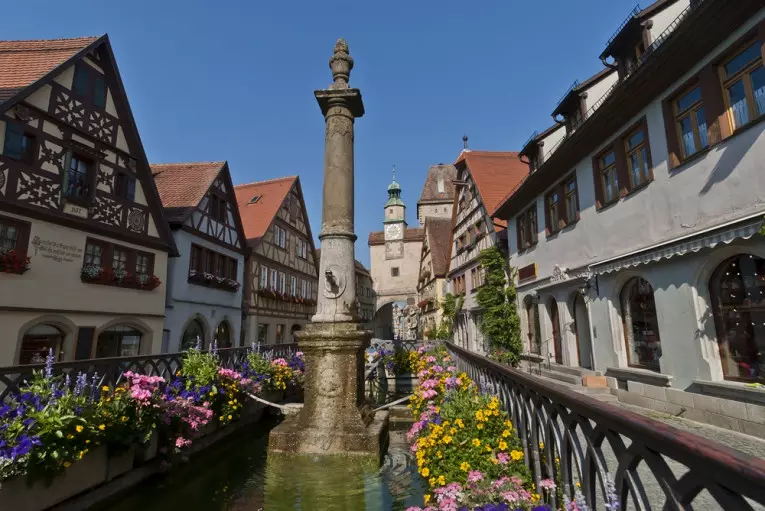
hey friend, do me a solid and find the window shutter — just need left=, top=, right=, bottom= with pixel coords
left=591, top=157, right=604, bottom=209
left=661, top=99, right=682, bottom=169
left=614, top=142, right=630, bottom=197
left=641, top=119, right=655, bottom=181
left=62, top=151, right=73, bottom=197
left=698, top=65, right=730, bottom=145
left=74, top=327, right=95, bottom=360
left=573, top=178, right=581, bottom=222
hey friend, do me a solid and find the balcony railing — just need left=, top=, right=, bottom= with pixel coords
left=0, top=344, right=297, bottom=403
left=446, top=342, right=765, bottom=509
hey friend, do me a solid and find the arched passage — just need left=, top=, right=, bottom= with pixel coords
left=181, top=317, right=207, bottom=351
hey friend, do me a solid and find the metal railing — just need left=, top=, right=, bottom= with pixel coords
left=0, top=344, right=297, bottom=402
left=446, top=342, right=765, bottom=510
left=602, top=4, right=642, bottom=54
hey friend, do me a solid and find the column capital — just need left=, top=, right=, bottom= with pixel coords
left=315, top=88, right=364, bottom=118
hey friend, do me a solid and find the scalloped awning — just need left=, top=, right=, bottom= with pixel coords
left=592, top=215, right=764, bottom=275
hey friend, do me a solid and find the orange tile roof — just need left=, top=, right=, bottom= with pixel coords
left=234, top=176, right=297, bottom=242
left=0, top=36, right=99, bottom=102
left=424, top=217, right=453, bottom=277
left=453, top=150, right=528, bottom=216
left=151, top=161, right=226, bottom=222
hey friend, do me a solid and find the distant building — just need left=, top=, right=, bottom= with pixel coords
left=416, top=163, right=457, bottom=225
left=0, top=35, right=177, bottom=365
left=417, top=217, right=452, bottom=338
left=152, top=161, right=246, bottom=351
left=234, top=176, right=318, bottom=345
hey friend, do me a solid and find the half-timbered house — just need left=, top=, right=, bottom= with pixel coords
left=234, top=176, right=318, bottom=345
left=417, top=217, right=452, bottom=338
left=447, top=150, right=527, bottom=353
left=152, top=161, right=247, bottom=352
left=0, top=35, right=177, bottom=365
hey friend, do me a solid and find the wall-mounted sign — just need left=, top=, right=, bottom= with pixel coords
left=517, top=263, right=537, bottom=283
left=63, top=202, right=88, bottom=219
left=31, top=236, right=83, bottom=264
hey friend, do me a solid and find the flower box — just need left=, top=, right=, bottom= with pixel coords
left=187, top=271, right=240, bottom=292
left=0, top=446, right=108, bottom=511
left=106, top=445, right=135, bottom=481
left=134, top=430, right=158, bottom=464
left=0, top=250, right=30, bottom=275
left=81, top=264, right=161, bottom=291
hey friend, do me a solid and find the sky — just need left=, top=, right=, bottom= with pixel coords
left=5, top=0, right=640, bottom=267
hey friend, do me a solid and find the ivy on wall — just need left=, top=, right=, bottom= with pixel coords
left=476, top=246, right=523, bottom=366
left=434, top=292, right=461, bottom=340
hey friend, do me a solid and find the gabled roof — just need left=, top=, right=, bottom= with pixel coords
left=453, top=150, right=528, bottom=216
left=424, top=217, right=452, bottom=277
left=418, top=164, right=457, bottom=204
left=368, top=227, right=425, bottom=246
left=234, top=176, right=297, bottom=243
left=0, top=36, right=99, bottom=103
left=151, top=161, right=226, bottom=222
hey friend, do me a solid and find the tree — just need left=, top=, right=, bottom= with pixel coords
left=476, top=246, right=522, bottom=366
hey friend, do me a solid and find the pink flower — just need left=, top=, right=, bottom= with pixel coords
left=539, top=478, right=556, bottom=491
left=295, top=351, right=304, bottom=357
left=175, top=436, right=191, bottom=448
left=272, top=358, right=288, bottom=367
left=497, top=452, right=510, bottom=465
left=510, top=475, right=524, bottom=486
left=218, top=368, right=242, bottom=380
left=501, top=491, right=519, bottom=503
left=467, top=470, right=483, bottom=483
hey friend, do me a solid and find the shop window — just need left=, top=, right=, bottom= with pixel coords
left=621, top=277, right=662, bottom=371
left=96, top=325, right=141, bottom=358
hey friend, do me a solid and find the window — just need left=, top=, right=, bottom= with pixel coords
left=621, top=277, right=662, bottom=371
left=275, top=324, right=285, bottom=344
left=599, top=151, right=619, bottom=205
left=391, top=267, right=400, bottom=277
left=259, top=265, right=269, bottom=289
left=307, top=280, right=312, bottom=299
left=710, top=254, right=765, bottom=382
left=274, top=225, right=287, bottom=249
left=291, top=275, right=297, bottom=296
left=216, top=254, right=226, bottom=277
left=516, top=204, right=538, bottom=251
left=73, top=65, right=89, bottom=98
left=524, top=297, right=541, bottom=354
left=249, top=195, right=261, bottom=204
left=96, top=325, right=141, bottom=358
left=215, top=321, right=232, bottom=348
left=721, top=41, right=765, bottom=131
left=93, top=77, right=107, bottom=109
left=136, top=254, right=150, bottom=276
left=210, top=194, right=227, bottom=223
left=296, top=238, right=309, bottom=259
left=115, top=173, right=136, bottom=201
left=112, top=247, right=128, bottom=271
left=205, top=251, right=215, bottom=274
left=181, top=319, right=205, bottom=351
left=278, top=272, right=286, bottom=294
left=257, top=324, right=269, bottom=344
left=300, top=279, right=307, bottom=298
left=0, top=216, right=30, bottom=256
left=270, top=269, right=278, bottom=290
left=674, top=86, right=708, bottom=158
left=564, top=176, right=579, bottom=224
left=546, top=191, right=560, bottom=234
left=625, top=128, right=650, bottom=188
left=65, top=154, right=92, bottom=200
left=190, top=245, right=203, bottom=273
left=3, top=123, right=35, bottom=164
left=228, top=258, right=237, bottom=280
left=19, top=324, right=63, bottom=365
left=84, top=240, right=103, bottom=266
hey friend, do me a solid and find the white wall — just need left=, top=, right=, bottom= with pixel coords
left=647, top=0, right=692, bottom=43
left=582, top=71, right=618, bottom=114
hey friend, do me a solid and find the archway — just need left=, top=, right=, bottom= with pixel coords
left=181, top=318, right=206, bottom=351
left=96, top=324, right=142, bottom=358
left=549, top=298, right=563, bottom=364
left=215, top=320, right=232, bottom=348
left=19, top=323, right=64, bottom=364
left=620, top=277, right=662, bottom=371
left=570, top=293, right=592, bottom=369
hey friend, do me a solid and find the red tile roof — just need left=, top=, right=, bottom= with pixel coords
left=424, top=217, right=452, bottom=277
left=453, top=150, right=528, bottom=216
left=418, top=164, right=457, bottom=204
left=234, top=176, right=297, bottom=242
left=151, top=162, right=226, bottom=221
left=368, top=227, right=425, bottom=246
left=0, top=36, right=99, bottom=103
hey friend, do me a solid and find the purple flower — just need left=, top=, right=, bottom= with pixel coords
left=44, top=348, right=54, bottom=379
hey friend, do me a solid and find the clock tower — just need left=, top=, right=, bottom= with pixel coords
left=384, top=167, right=406, bottom=239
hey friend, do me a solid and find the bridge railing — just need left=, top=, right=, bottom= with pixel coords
left=446, top=341, right=765, bottom=510
left=0, top=344, right=297, bottom=402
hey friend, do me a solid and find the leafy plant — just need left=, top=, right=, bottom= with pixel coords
left=179, top=346, right=219, bottom=389
left=434, top=293, right=460, bottom=340
left=476, top=246, right=522, bottom=366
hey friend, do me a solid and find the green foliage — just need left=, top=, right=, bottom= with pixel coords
left=476, top=246, right=522, bottom=366
left=179, top=348, right=219, bottom=388
left=246, top=351, right=273, bottom=376
left=434, top=293, right=461, bottom=340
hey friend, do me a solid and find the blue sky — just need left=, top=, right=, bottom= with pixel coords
left=6, top=0, right=638, bottom=267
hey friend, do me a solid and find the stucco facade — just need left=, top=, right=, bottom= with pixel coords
left=499, top=5, right=765, bottom=390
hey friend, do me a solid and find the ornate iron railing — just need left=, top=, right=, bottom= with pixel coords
left=446, top=342, right=765, bottom=510
left=0, top=344, right=297, bottom=402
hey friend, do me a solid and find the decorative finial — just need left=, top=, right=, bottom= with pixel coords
left=392, top=165, right=396, bottom=182
left=463, top=134, right=469, bottom=149
left=329, top=38, right=354, bottom=89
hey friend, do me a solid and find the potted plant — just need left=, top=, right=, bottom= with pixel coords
left=0, top=249, right=31, bottom=274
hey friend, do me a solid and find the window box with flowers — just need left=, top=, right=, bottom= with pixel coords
left=81, top=265, right=161, bottom=291
left=187, top=270, right=241, bottom=292
left=0, top=249, right=31, bottom=275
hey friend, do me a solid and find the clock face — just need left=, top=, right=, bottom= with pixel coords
left=386, top=223, right=402, bottom=239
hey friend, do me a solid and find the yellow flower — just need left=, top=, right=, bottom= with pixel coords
left=86, top=440, right=91, bottom=444
left=499, top=441, right=508, bottom=450
left=227, top=415, right=232, bottom=420
left=472, top=438, right=481, bottom=447
left=63, top=462, right=71, bottom=468
left=437, top=475, right=446, bottom=485
left=436, top=451, right=443, bottom=459
left=460, top=461, right=470, bottom=471
left=531, top=493, right=541, bottom=503
left=449, top=427, right=457, bottom=435
left=511, top=450, right=523, bottom=461
left=424, top=495, right=431, bottom=504
left=219, top=416, right=225, bottom=421
left=428, top=477, right=435, bottom=486
left=66, top=434, right=73, bottom=439
left=98, top=424, right=105, bottom=431
left=502, top=429, right=511, bottom=438
left=475, top=410, right=484, bottom=421
left=477, top=424, right=484, bottom=430
left=442, top=435, right=452, bottom=444
left=101, top=386, right=109, bottom=392
left=209, top=392, right=215, bottom=397
left=576, top=482, right=582, bottom=488
left=75, top=425, right=84, bottom=433
left=421, top=467, right=430, bottom=477
left=485, top=445, right=492, bottom=452
left=121, top=416, right=128, bottom=422
left=504, top=420, right=513, bottom=428
left=455, top=418, right=464, bottom=428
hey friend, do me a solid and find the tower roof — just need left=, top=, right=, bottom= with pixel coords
left=385, top=166, right=405, bottom=207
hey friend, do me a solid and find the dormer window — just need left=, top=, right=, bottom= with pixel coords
left=73, top=64, right=107, bottom=109
left=3, top=123, right=35, bottom=164
left=249, top=195, right=261, bottom=204
left=210, top=194, right=227, bottom=222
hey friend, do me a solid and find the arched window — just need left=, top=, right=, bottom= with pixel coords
left=97, top=325, right=141, bottom=358
left=621, top=278, right=662, bottom=371
left=525, top=298, right=541, bottom=354
left=215, top=321, right=232, bottom=348
left=19, top=324, right=63, bottom=364
left=181, top=319, right=205, bottom=351
left=290, top=324, right=301, bottom=342
left=710, top=254, right=765, bottom=381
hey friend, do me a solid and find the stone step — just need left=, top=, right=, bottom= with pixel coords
left=539, top=368, right=582, bottom=386
left=547, top=364, right=603, bottom=378
left=530, top=373, right=618, bottom=403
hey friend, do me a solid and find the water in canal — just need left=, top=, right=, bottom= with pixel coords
left=99, top=418, right=424, bottom=511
